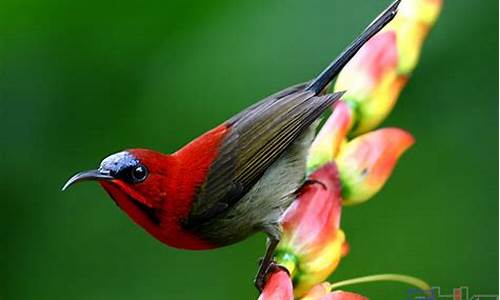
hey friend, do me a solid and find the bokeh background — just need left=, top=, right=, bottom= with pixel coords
left=1, top=0, right=498, bottom=299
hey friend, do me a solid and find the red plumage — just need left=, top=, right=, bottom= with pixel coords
left=101, top=124, right=230, bottom=250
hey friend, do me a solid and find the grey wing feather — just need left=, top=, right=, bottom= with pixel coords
left=184, top=85, right=343, bottom=228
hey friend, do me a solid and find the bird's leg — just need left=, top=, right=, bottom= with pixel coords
left=254, top=234, right=280, bottom=292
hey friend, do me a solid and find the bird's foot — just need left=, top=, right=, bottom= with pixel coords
left=295, top=178, right=327, bottom=197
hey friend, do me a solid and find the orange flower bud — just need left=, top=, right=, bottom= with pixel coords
left=335, top=128, right=414, bottom=205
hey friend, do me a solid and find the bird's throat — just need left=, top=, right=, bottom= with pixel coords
left=99, top=181, right=217, bottom=250
left=101, top=181, right=161, bottom=228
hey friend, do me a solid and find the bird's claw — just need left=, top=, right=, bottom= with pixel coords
left=303, top=178, right=327, bottom=190
left=254, top=276, right=266, bottom=293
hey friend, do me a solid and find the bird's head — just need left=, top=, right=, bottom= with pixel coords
left=62, top=149, right=171, bottom=226
left=63, top=147, right=219, bottom=250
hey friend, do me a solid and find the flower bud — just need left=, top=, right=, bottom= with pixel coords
left=307, top=101, right=353, bottom=173
left=276, top=163, right=346, bottom=296
left=257, top=267, right=293, bottom=300
left=390, top=0, right=443, bottom=74
left=333, top=0, right=442, bottom=135
left=334, top=31, right=402, bottom=135
left=335, top=128, right=414, bottom=205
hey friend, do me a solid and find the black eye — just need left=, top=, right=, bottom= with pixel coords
left=130, top=165, right=148, bottom=183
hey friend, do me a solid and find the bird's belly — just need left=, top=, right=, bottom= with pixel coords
left=194, top=123, right=317, bottom=246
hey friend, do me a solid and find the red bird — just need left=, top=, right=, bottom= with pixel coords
left=63, top=0, right=400, bottom=290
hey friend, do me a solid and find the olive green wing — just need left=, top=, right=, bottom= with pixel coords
left=184, top=84, right=343, bottom=228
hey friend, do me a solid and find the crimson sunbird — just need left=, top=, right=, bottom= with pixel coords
left=63, top=0, right=400, bottom=290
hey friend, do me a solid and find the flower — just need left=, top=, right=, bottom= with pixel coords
left=388, top=0, right=443, bottom=74
left=277, top=129, right=414, bottom=295
left=258, top=267, right=293, bottom=300
left=307, top=101, right=353, bottom=174
left=258, top=270, right=368, bottom=300
left=301, top=283, right=367, bottom=300
left=307, top=104, right=415, bottom=206
left=334, top=31, right=402, bottom=135
left=314, top=291, right=367, bottom=300
left=335, top=128, right=414, bottom=205
left=275, top=163, right=348, bottom=296
left=333, top=0, right=443, bottom=135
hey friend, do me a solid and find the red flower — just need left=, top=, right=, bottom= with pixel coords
left=336, top=128, right=415, bottom=205
left=258, top=267, right=293, bottom=300
left=275, top=163, right=347, bottom=296
left=258, top=271, right=368, bottom=300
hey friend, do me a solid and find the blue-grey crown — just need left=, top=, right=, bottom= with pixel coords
left=99, top=151, right=139, bottom=176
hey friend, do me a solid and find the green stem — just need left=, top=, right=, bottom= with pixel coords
left=329, top=273, right=431, bottom=291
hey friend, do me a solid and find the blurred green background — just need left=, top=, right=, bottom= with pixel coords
left=1, top=0, right=498, bottom=299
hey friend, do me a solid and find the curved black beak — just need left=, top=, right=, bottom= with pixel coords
left=62, top=169, right=114, bottom=191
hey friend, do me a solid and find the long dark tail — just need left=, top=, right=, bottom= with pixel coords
left=306, top=0, right=401, bottom=95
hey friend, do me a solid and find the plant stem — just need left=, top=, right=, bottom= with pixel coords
left=329, top=273, right=431, bottom=291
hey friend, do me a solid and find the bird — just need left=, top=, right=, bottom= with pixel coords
left=62, top=0, right=400, bottom=291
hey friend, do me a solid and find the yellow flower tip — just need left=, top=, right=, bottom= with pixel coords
left=391, top=0, right=443, bottom=74
left=307, top=101, right=353, bottom=173
left=300, top=282, right=332, bottom=300
left=293, top=230, right=345, bottom=296
left=398, top=0, right=443, bottom=26
left=336, top=128, right=415, bottom=205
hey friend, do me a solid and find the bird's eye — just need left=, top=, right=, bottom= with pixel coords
left=130, top=165, right=148, bottom=183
